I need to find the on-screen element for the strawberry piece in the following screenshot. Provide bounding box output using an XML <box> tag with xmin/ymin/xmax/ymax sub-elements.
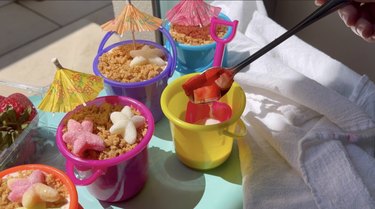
<box><xmin>211</xmin><ymin>101</ymin><xmax>232</xmax><ymax>122</ymax></box>
<box><xmin>185</xmin><ymin>102</ymin><xmax>211</xmax><ymax>124</ymax></box>
<box><xmin>203</xmin><ymin>68</ymin><xmax>222</xmax><ymax>82</ymax></box>
<box><xmin>0</xmin><ymin>95</ymin><xmax>5</xmax><ymax>103</ymax></box>
<box><xmin>185</xmin><ymin>101</ymin><xmax>232</xmax><ymax>124</ymax></box>
<box><xmin>215</xmin><ymin>71</ymin><xmax>234</xmax><ymax>91</ymax></box>
<box><xmin>193</xmin><ymin>85</ymin><xmax>221</xmax><ymax>104</ymax></box>
<box><xmin>182</xmin><ymin>68</ymin><xmax>234</xmax><ymax>104</ymax></box>
<box><xmin>182</xmin><ymin>74</ymin><xmax>207</xmax><ymax>97</ymax></box>
<box><xmin>182</xmin><ymin>67</ymin><xmax>223</xmax><ymax>97</ymax></box>
<box><xmin>0</xmin><ymin>93</ymin><xmax>37</xmax><ymax>121</ymax></box>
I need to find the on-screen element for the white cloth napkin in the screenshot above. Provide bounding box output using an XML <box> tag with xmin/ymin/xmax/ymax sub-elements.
<box><xmin>219</xmin><ymin>8</ymin><xmax>375</xmax><ymax>209</ymax></box>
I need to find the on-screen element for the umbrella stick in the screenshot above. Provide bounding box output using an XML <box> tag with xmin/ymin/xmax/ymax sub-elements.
<box><xmin>128</xmin><ymin>0</ymin><xmax>135</xmax><ymax>50</ymax></box>
<box><xmin>51</xmin><ymin>58</ymin><xmax>63</xmax><ymax>69</ymax></box>
<box><xmin>131</xmin><ymin>31</ymin><xmax>136</xmax><ymax>49</ymax></box>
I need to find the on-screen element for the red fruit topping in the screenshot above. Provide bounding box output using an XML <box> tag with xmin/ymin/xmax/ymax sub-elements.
<box><xmin>193</xmin><ymin>85</ymin><xmax>221</xmax><ymax>104</ymax></box>
<box><xmin>0</xmin><ymin>93</ymin><xmax>37</xmax><ymax>121</ymax></box>
<box><xmin>185</xmin><ymin>101</ymin><xmax>232</xmax><ymax>124</ymax></box>
<box><xmin>182</xmin><ymin>74</ymin><xmax>207</xmax><ymax>98</ymax></box>
<box><xmin>215</xmin><ymin>71</ymin><xmax>234</xmax><ymax>90</ymax></box>
<box><xmin>185</xmin><ymin>102</ymin><xmax>211</xmax><ymax>123</ymax></box>
<box><xmin>182</xmin><ymin>68</ymin><xmax>234</xmax><ymax>103</ymax></box>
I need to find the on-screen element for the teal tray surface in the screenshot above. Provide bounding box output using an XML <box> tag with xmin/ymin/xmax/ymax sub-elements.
<box><xmin>29</xmin><ymin>72</ymin><xmax>243</xmax><ymax>209</ymax></box>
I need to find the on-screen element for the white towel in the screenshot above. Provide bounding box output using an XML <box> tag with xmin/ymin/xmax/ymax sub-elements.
<box><xmin>223</xmin><ymin>10</ymin><xmax>375</xmax><ymax>209</ymax></box>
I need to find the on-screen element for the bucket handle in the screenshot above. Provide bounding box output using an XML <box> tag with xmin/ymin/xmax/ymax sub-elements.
<box><xmin>66</xmin><ymin>160</ymin><xmax>106</xmax><ymax>186</ymax></box>
<box><xmin>97</xmin><ymin>28</ymin><xmax>177</xmax><ymax>78</ymax></box>
<box><xmin>159</xmin><ymin>26</ymin><xmax>177</xmax><ymax>77</ymax></box>
<box><xmin>97</xmin><ymin>31</ymin><xmax>114</xmax><ymax>55</ymax></box>
<box><xmin>223</xmin><ymin>119</ymin><xmax>247</xmax><ymax>138</ymax></box>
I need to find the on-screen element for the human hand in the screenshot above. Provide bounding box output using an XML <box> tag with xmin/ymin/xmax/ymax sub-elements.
<box><xmin>315</xmin><ymin>0</ymin><xmax>375</xmax><ymax>42</ymax></box>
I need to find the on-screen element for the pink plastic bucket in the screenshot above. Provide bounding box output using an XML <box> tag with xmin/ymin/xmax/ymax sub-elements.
<box><xmin>93</xmin><ymin>27</ymin><xmax>177</xmax><ymax>122</ymax></box>
<box><xmin>56</xmin><ymin>96</ymin><xmax>155</xmax><ymax>202</ymax></box>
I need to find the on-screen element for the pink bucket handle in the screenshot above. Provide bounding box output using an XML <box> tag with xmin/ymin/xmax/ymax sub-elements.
<box><xmin>210</xmin><ymin>17</ymin><xmax>238</xmax><ymax>67</ymax></box>
<box><xmin>66</xmin><ymin>160</ymin><xmax>106</xmax><ymax>186</ymax></box>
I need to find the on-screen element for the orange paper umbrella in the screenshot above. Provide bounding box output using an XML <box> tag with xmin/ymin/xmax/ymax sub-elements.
<box><xmin>166</xmin><ymin>0</ymin><xmax>221</xmax><ymax>27</ymax></box>
<box><xmin>38</xmin><ymin>58</ymin><xmax>104</xmax><ymax>113</ymax></box>
<box><xmin>101</xmin><ymin>0</ymin><xmax>162</xmax><ymax>42</ymax></box>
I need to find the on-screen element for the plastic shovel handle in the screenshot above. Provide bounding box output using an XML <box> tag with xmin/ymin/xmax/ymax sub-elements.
<box><xmin>66</xmin><ymin>160</ymin><xmax>105</xmax><ymax>186</ymax></box>
<box><xmin>210</xmin><ymin>17</ymin><xmax>238</xmax><ymax>67</ymax></box>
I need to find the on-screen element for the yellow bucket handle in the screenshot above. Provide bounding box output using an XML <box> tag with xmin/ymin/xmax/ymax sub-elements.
<box><xmin>222</xmin><ymin>119</ymin><xmax>247</xmax><ymax>138</ymax></box>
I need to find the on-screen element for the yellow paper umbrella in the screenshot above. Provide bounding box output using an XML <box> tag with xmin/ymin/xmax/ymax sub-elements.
<box><xmin>38</xmin><ymin>58</ymin><xmax>104</xmax><ymax>113</ymax></box>
<box><xmin>101</xmin><ymin>0</ymin><xmax>162</xmax><ymax>45</ymax></box>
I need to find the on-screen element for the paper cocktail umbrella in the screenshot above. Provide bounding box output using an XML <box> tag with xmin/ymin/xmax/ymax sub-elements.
<box><xmin>37</xmin><ymin>58</ymin><xmax>103</xmax><ymax>113</ymax></box>
<box><xmin>101</xmin><ymin>0</ymin><xmax>162</xmax><ymax>46</ymax></box>
<box><xmin>166</xmin><ymin>0</ymin><xmax>221</xmax><ymax>27</ymax></box>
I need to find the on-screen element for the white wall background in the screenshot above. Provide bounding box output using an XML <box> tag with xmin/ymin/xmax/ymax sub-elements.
<box><xmin>266</xmin><ymin>0</ymin><xmax>375</xmax><ymax>82</ymax></box>
<box><xmin>111</xmin><ymin>1</ymin><xmax>156</xmax><ymax>42</ymax></box>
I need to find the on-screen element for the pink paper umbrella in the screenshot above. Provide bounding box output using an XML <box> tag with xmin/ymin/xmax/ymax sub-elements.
<box><xmin>166</xmin><ymin>0</ymin><xmax>221</xmax><ymax>27</ymax></box>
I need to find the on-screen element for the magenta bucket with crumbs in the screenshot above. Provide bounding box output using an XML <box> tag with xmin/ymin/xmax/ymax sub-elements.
<box><xmin>56</xmin><ymin>96</ymin><xmax>155</xmax><ymax>202</ymax></box>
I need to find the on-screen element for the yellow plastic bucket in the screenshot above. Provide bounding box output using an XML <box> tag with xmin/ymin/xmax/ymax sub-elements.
<box><xmin>161</xmin><ymin>73</ymin><xmax>247</xmax><ymax>170</ymax></box>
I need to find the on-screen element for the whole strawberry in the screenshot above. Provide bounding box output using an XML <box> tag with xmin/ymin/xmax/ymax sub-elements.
<box><xmin>0</xmin><ymin>93</ymin><xmax>37</xmax><ymax>121</ymax></box>
<box><xmin>0</xmin><ymin>93</ymin><xmax>37</xmax><ymax>152</ymax></box>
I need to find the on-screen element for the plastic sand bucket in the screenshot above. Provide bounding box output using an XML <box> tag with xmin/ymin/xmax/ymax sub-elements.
<box><xmin>56</xmin><ymin>96</ymin><xmax>155</xmax><ymax>202</ymax></box>
<box><xmin>164</xmin><ymin>13</ymin><xmax>233</xmax><ymax>74</ymax></box>
<box><xmin>160</xmin><ymin>74</ymin><xmax>247</xmax><ymax>170</ymax></box>
<box><xmin>0</xmin><ymin>164</ymin><xmax>80</xmax><ymax>209</ymax></box>
<box><xmin>93</xmin><ymin>27</ymin><xmax>177</xmax><ymax>122</ymax></box>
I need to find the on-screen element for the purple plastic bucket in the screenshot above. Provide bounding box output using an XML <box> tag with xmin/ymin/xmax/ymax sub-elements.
<box><xmin>93</xmin><ymin>27</ymin><xmax>177</xmax><ymax>122</ymax></box>
<box><xmin>56</xmin><ymin>96</ymin><xmax>155</xmax><ymax>202</ymax></box>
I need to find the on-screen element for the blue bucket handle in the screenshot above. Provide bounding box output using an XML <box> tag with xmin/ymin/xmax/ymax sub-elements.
<box><xmin>97</xmin><ymin>27</ymin><xmax>177</xmax><ymax>78</ymax></box>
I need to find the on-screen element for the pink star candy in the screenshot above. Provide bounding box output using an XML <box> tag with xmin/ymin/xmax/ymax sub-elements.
<box><xmin>62</xmin><ymin>119</ymin><xmax>105</xmax><ymax>157</ymax></box>
<box><xmin>7</xmin><ymin>170</ymin><xmax>45</xmax><ymax>202</ymax></box>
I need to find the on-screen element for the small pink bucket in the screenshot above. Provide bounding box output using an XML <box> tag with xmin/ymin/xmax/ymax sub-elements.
<box><xmin>56</xmin><ymin>96</ymin><xmax>154</xmax><ymax>202</ymax></box>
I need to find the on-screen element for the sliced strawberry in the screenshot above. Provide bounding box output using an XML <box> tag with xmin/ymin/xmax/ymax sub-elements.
<box><xmin>215</xmin><ymin>71</ymin><xmax>234</xmax><ymax>90</ymax></box>
<box><xmin>182</xmin><ymin>74</ymin><xmax>208</xmax><ymax>97</ymax></box>
<box><xmin>185</xmin><ymin>101</ymin><xmax>232</xmax><ymax>124</ymax></box>
<box><xmin>203</xmin><ymin>67</ymin><xmax>222</xmax><ymax>83</ymax></box>
<box><xmin>185</xmin><ymin>102</ymin><xmax>211</xmax><ymax>124</ymax></box>
<box><xmin>182</xmin><ymin>68</ymin><xmax>234</xmax><ymax>104</ymax></box>
<box><xmin>0</xmin><ymin>95</ymin><xmax>5</xmax><ymax>103</ymax></box>
<box><xmin>211</xmin><ymin>101</ymin><xmax>232</xmax><ymax>122</ymax></box>
<box><xmin>193</xmin><ymin>85</ymin><xmax>221</xmax><ymax>104</ymax></box>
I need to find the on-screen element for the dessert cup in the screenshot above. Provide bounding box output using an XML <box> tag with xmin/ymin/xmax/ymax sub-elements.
<box><xmin>0</xmin><ymin>164</ymin><xmax>80</xmax><ymax>209</ymax></box>
<box><xmin>161</xmin><ymin>73</ymin><xmax>247</xmax><ymax>170</ymax></box>
<box><xmin>164</xmin><ymin>13</ymin><xmax>232</xmax><ymax>74</ymax></box>
<box><xmin>93</xmin><ymin>27</ymin><xmax>177</xmax><ymax>122</ymax></box>
<box><xmin>56</xmin><ymin>96</ymin><xmax>154</xmax><ymax>202</ymax></box>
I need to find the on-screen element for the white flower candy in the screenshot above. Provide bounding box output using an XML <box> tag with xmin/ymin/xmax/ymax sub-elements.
<box><xmin>129</xmin><ymin>45</ymin><xmax>166</xmax><ymax>67</ymax></box>
<box><xmin>109</xmin><ymin>106</ymin><xmax>145</xmax><ymax>144</ymax></box>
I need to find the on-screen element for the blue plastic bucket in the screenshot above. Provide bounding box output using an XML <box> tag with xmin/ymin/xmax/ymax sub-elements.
<box><xmin>164</xmin><ymin>13</ymin><xmax>232</xmax><ymax>74</ymax></box>
<box><xmin>93</xmin><ymin>27</ymin><xmax>177</xmax><ymax>122</ymax></box>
